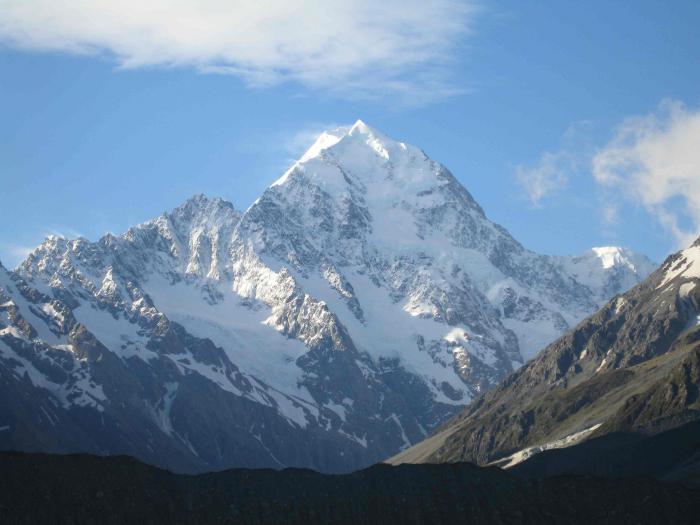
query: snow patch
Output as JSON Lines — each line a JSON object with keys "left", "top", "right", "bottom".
{"left": 389, "top": 413, "right": 411, "bottom": 449}
{"left": 660, "top": 245, "right": 700, "bottom": 286}
{"left": 595, "top": 358, "right": 607, "bottom": 373}
{"left": 0, "top": 338, "right": 106, "bottom": 410}
{"left": 72, "top": 305, "right": 157, "bottom": 362}
{"left": 679, "top": 282, "right": 697, "bottom": 297}
{"left": 495, "top": 423, "right": 603, "bottom": 469}
{"left": 613, "top": 297, "right": 627, "bottom": 314}
{"left": 325, "top": 400, "right": 347, "bottom": 422}
{"left": 339, "top": 428, "right": 368, "bottom": 448}
{"left": 153, "top": 382, "right": 178, "bottom": 436}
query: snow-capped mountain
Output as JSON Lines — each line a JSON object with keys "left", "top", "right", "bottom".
{"left": 389, "top": 237, "right": 700, "bottom": 469}
{"left": 0, "top": 120, "right": 653, "bottom": 473}
{"left": 554, "top": 246, "right": 657, "bottom": 306}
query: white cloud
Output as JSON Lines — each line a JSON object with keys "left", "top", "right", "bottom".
{"left": 601, "top": 202, "right": 619, "bottom": 226}
{"left": 1, "top": 244, "right": 33, "bottom": 268}
{"left": 593, "top": 100, "right": 700, "bottom": 247}
{"left": 281, "top": 122, "right": 341, "bottom": 159}
{"left": 230, "top": 120, "right": 342, "bottom": 169}
{"left": 514, "top": 121, "right": 593, "bottom": 206}
{"left": 0, "top": 0, "right": 477, "bottom": 103}
{"left": 44, "top": 226, "right": 84, "bottom": 240}
{"left": 0, "top": 224, "right": 86, "bottom": 268}
{"left": 515, "top": 151, "right": 572, "bottom": 206}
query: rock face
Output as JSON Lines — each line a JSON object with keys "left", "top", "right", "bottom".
{"left": 389, "top": 237, "right": 700, "bottom": 468}
{"left": 0, "top": 121, "right": 653, "bottom": 473}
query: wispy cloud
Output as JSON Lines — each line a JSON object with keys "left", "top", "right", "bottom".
{"left": 515, "top": 151, "right": 572, "bottom": 207}
{"left": 2, "top": 244, "right": 33, "bottom": 267}
{"left": 280, "top": 122, "right": 343, "bottom": 162}
{"left": 600, "top": 202, "right": 619, "bottom": 226}
{"left": 231, "top": 121, "right": 343, "bottom": 171}
{"left": 593, "top": 100, "right": 700, "bottom": 247}
{"left": 0, "top": 0, "right": 478, "bottom": 104}
{"left": 43, "top": 226, "right": 84, "bottom": 240}
{"left": 0, "top": 224, "right": 85, "bottom": 267}
{"left": 514, "top": 122, "right": 591, "bottom": 206}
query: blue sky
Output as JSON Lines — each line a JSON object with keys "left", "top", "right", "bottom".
{"left": 1, "top": 0, "right": 699, "bottom": 267}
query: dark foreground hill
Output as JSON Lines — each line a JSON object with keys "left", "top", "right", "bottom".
{"left": 510, "top": 418, "right": 700, "bottom": 484}
{"left": 1, "top": 451, "right": 699, "bottom": 525}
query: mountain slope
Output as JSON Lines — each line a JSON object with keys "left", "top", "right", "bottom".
{"left": 1, "top": 121, "right": 653, "bottom": 473}
{"left": 389, "top": 238, "right": 700, "bottom": 467}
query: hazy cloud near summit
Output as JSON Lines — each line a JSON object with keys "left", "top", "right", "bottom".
{"left": 0, "top": 0, "right": 476, "bottom": 103}
{"left": 593, "top": 100, "right": 700, "bottom": 247}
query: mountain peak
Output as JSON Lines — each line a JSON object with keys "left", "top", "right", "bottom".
{"left": 273, "top": 120, "right": 405, "bottom": 187}
{"left": 164, "top": 194, "right": 239, "bottom": 227}
{"left": 182, "top": 192, "right": 210, "bottom": 206}
{"left": 174, "top": 193, "right": 235, "bottom": 212}
{"left": 590, "top": 246, "right": 643, "bottom": 270}
{"left": 37, "top": 234, "right": 72, "bottom": 252}
{"left": 295, "top": 119, "right": 381, "bottom": 165}
{"left": 348, "top": 119, "right": 373, "bottom": 136}
{"left": 297, "top": 129, "right": 347, "bottom": 164}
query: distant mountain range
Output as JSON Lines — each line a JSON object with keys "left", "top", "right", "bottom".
{"left": 0, "top": 121, "right": 654, "bottom": 473}
{"left": 390, "top": 237, "right": 700, "bottom": 469}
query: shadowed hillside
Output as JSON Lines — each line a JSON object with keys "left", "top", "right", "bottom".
{"left": 0, "top": 451, "right": 699, "bottom": 524}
